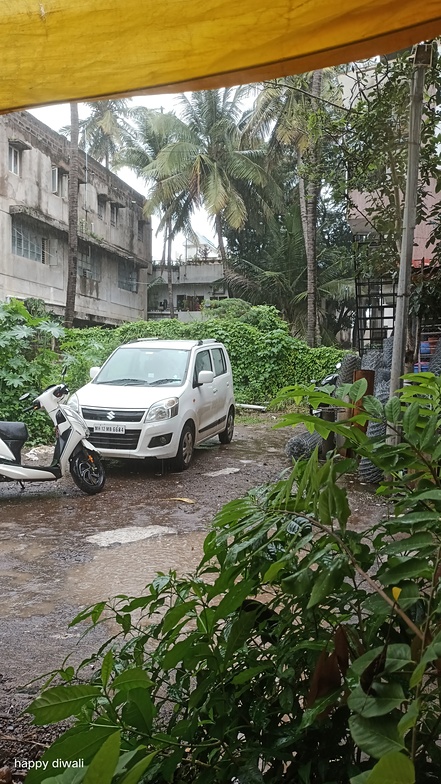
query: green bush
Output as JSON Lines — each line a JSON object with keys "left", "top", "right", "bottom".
{"left": 60, "top": 311, "right": 344, "bottom": 405}
{"left": 0, "top": 300, "right": 65, "bottom": 444}
{"left": 26, "top": 373, "right": 441, "bottom": 783}
{"left": 0, "top": 302, "right": 345, "bottom": 441}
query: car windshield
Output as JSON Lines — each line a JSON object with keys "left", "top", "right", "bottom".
{"left": 93, "top": 347, "right": 190, "bottom": 386}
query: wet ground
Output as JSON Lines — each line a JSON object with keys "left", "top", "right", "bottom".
{"left": 0, "top": 417, "right": 386, "bottom": 772}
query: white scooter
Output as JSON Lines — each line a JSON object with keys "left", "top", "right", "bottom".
{"left": 0, "top": 383, "right": 105, "bottom": 495}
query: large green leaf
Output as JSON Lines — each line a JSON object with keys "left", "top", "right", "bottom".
{"left": 112, "top": 668, "right": 154, "bottom": 692}
{"left": 307, "top": 557, "right": 345, "bottom": 608}
{"left": 397, "top": 699, "right": 420, "bottom": 735}
{"left": 25, "top": 725, "right": 118, "bottom": 784}
{"left": 364, "top": 751, "right": 415, "bottom": 783}
{"left": 378, "top": 557, "right": 432, "bottom": 585}
{"left": 384, "top": 398, "right": 402, "bottom": 424}
{"left": 83, "top": 731, "right": 120, "bottom": 784}
{"left": 121, "top": 688, "right": 155, "bottom": 734}
{"left": 27, "top": 685, "right": 102, "bottom": 724}
{"left": 101, "top": 650, "right": 114, "bottom": 688}
{"left": 348, "top": 682, "right": 405, "bottom": 718}
{"left": 161, "top": 600, "right": 198, "bottom": 633}
{"left": 362, "top": 396, "right": 385, "bottom": 419}
{"left": 118, "top": 752, "right": 156, "bottom": 784}
{"left": 212, "top": 579, "right": 255, "bottom": 620}
{"left": 41, "top": 771, "right": 85, "bottom": 784}
{"left": 409, "top": 634, "right": 441, "bottom": 687}
{"left": 383, "top": 532, "right": 434, "bottom": 555}
{"left": 349, "top": 377, "right": 368, "bottom": 402}
{"left": 349, "top": 715, "right": 405, "bottom": 758}
{"left": 224, "top": 611, "right": 256, "bottom": 663}
{"left": 402, "top": 402, "right": 421, "bottom": 439}
{"left": 351, "top": 645, "right": 411, "bottom": 677}
{"left": 350, "top": 774, "right": 370, "bottom": 784}
{"left": 161, "top": 632, "right": 200, "bottom": 670}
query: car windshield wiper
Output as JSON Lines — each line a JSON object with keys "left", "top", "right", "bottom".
{"left": 149, "top": 378, "right": 180, "bottom": 386}
{"left": 96, "top": 378, "right": 150, "bottom": 386}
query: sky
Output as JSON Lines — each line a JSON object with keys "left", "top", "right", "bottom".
{"left": 29, "top": 95, "right": 216, "bottom": 260}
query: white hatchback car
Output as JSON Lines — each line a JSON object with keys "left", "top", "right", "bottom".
{"left": 68, "top": 339, "right": 235, "bottom": 470}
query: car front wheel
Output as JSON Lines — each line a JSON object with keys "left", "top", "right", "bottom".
{"left": 171, "top": 422, "right": 194, "bottom": 471}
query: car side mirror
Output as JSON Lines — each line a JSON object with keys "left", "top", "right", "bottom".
{"left": 198, "top": 370, "right": 214, "bottom": 385}
{"left": 90, "top": 366, "right": 101, "bottom": 380}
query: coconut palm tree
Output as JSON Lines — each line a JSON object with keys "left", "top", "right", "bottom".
{"left": 248, "top": 71, "right": 342, "bottom": 346}
{"left": 61, "top": 99, "right": 134, "bottom": 170}
{"left": 122, "top": 107, "right": 194, "bottom": 318}
{"left": 140, "top": 88, "right": 281, "bottom": 261}
{"left": 225, "top": 200, "right": 355, "bottom": 342}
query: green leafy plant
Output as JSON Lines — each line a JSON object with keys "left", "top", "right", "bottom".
{"left": 0, "top": 300, "right": 65, "bottom": 444}
{"left": 60, "top": 309, "right": 344, "bottom": 405}
{"left": 25, "top": 373, "right": 441, "bottom": 782}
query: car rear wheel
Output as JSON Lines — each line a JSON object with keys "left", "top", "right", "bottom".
{"left": 171, "top": 422, "right": 194, "bottom": 471}
{"left": 219, "top": 406, "right": 235, "bottom": 444}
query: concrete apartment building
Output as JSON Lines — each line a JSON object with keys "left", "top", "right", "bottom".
{"left": 0, "top": 111, "right": 152, "bottom": 325}
{"left": 148, "top": 233, "right": 227, "bottom": 321}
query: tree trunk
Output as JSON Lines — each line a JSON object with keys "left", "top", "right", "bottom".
{"left": 166, "top": 218, "right": 175, "bottom": 318}
{"left": 215, "top": 213, "right": 227, "bottom": 262}
{"left": 64, "top": 102, "right": 80, "bottom": 327}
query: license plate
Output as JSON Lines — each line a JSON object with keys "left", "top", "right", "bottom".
{"left": 93, "top": 424, "right": 126, "bottom": 434}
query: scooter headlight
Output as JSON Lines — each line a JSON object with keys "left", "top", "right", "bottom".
{"left": 67, "top": 393, "right": 81, "bottom": 413}
{"left": 146, "top": 397, "right": 179, "bottom": 422}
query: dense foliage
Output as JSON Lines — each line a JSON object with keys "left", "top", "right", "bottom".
{"left": 60, "top": 304, "right": 344, "bottom": 405}
{"left": 0, "top": 300, "right": 344, "bottom": 442}
{"left": 26, "top": 373, "right": 441, "bottom": 783}
{"left": 0, "top": 300, "right": 64, "bottom": 444}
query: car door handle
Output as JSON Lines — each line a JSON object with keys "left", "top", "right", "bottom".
{"left": 213, "top": 388, "right": 218, "bottom": 394}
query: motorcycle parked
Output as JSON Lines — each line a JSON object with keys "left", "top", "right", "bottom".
{"left": 0, "top": 383, "right": 105, "bottom": 495}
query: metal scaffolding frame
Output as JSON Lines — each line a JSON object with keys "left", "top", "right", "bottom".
{"left": 355, "top": 277, "right": 397, "bottom": 357}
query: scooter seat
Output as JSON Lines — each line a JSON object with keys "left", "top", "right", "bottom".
{"left": 0, "top": 422, "right": 29, "bottom": 442}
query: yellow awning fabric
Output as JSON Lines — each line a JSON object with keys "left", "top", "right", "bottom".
{"left": 1, "top": 0, "right": 440, "bottom": 113}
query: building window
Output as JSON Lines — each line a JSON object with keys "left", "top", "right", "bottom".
{"left": 54, "top": 168, "right": 68, "bottom": 196}
{"left": 97, "top": 197, "right": 106, "bottom": 220}
{"left": 8, "top": 145, "right": 21, "bottom": 175}
{"left": 137, "top": 220, "right": 144, "bottom": 241}
{"left": 110, "top": 203, "right": 118, "bottom": 227}
{"left": 78, "top": 244, "right": 101, "bottom": 281}
{"left": 118, "top": 260, "right": 138, "bottom": 292}
{"left": 12, "top": 222, "right": 44, "bottom": 262}
{"left": 51, "top": 167, "right": 58, "bottom": 193}
{"left": 41, "top": 237, "right": 48, "bottom": 264}
{"left": 51, "top": 167, "right": 68, "bottom": 197}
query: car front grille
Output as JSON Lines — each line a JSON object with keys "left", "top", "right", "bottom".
{"left": 82, "top": 407, "right": 145, "bottom": 423}
{"left": 89, "top": 430, "right": 141, "bottom": 450}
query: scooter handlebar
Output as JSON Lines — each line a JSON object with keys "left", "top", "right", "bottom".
{"left": 23, "top": 401, "right": 41, "bottom": 412}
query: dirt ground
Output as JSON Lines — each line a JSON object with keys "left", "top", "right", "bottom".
{"left": 0, "top": 416, "right": 385, "bottom": 777}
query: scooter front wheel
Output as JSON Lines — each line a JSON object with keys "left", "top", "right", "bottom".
{"left": 70, "top": 450, "right": 106, "bottom": 495}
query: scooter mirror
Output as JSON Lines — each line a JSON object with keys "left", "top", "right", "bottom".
{"left": 19, "top": 392, "right": 31, "bottom": 401}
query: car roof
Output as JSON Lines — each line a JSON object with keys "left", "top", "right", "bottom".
{"left": 122, "top": 339, "right": 221, "bottom": 350}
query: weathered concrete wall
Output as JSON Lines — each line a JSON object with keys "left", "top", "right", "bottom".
{"left": 0, "top": 111, "right": 152, "bottom": 324}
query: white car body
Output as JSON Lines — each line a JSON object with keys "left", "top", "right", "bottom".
{"left": 70, "top": 339, "right": 235, "bottom": 468}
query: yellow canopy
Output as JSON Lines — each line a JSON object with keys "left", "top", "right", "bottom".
{"left": 1, "top": 0, "right": 440, "bottom": 113}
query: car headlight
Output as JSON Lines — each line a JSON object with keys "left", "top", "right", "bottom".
{"left": 67, "top": 393, "right": 80, "bottom": 413}
{"left": 146, "top": 397, "right": 179, "bottom": 421}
